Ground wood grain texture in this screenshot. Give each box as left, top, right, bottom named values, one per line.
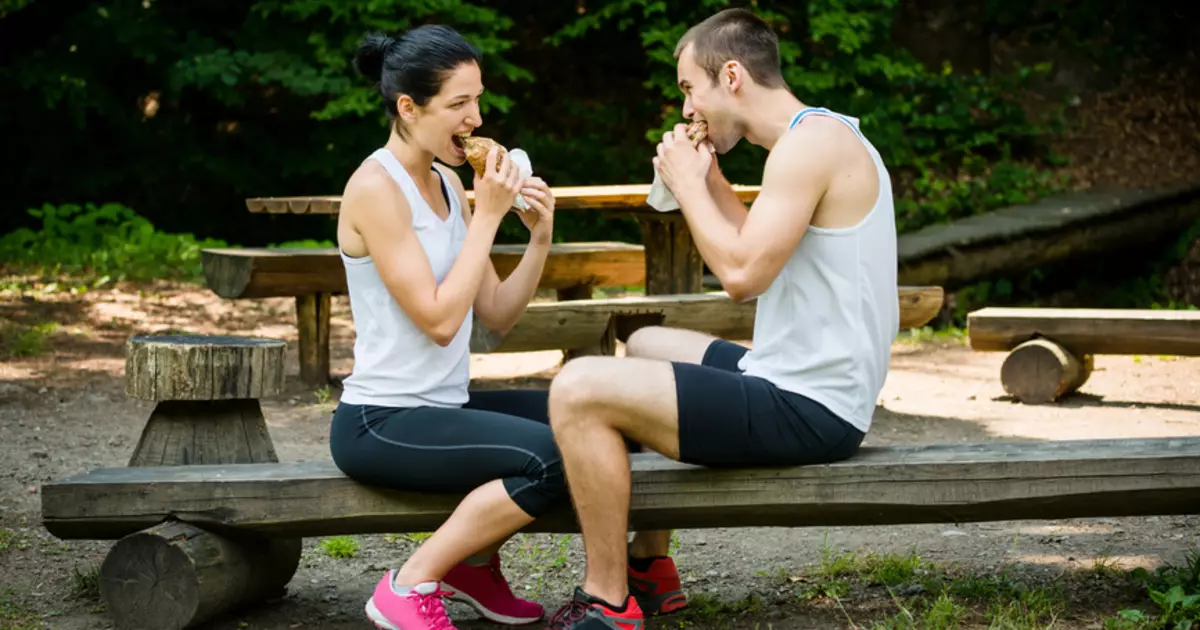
left=202, top=243, right=646, bottom=299
left=295, top=294, right=331, bottom=386
left=967, top=307, right=1200, bottom=356
left=99, top=521, right=300, bottom=630
left=42, top=437, right=1200, bottom=539
left=127, top=400, right=280, bottom=467
left=897, top=185, right=1200, bottom=289
left=481, top=287, right=944, bottom=353
left=244, top=184, right=761, bottom=214
left=124, top=336, right=285, bottom=401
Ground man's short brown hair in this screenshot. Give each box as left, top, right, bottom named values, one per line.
left=674, top=8, right=787, bottom=89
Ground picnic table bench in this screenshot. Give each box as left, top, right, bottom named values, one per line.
left=202, top=242, right=646, bottom=384
left=968, top=307, right=1200, bottom=403
left=40, top=333, right=1200, bottom=629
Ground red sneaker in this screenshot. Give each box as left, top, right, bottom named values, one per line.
left=627, top=557, right=688, bottom=616
left=443, top=554, right=544, bottom=625
left=547, top=588, right=644, bottom=630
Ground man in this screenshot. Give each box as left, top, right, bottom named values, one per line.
left=544, top=8, right=900, bottom=630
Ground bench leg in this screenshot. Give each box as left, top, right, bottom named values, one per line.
left=99, top=521, right=301, bottom=630
left=295, top=293, right=331, bottom=386
left=639, top=216, right=704, bottom=295
left=1001, top=338, right=1094, bottom=404
left=128, top=399, right=279, bottom=467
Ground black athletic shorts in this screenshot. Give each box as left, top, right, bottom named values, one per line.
left=672, top=339, right=866, bottom=467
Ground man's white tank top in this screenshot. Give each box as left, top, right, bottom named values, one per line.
left=338, top=148, right=472, bottom=408
left=737, top=107, right=900, bottom=434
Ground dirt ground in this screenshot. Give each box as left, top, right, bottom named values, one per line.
left=1, top=284, right=1198, bottom=629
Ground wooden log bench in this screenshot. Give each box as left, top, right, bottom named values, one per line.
left=201, top=243, right=646, bottom=385
left=41, top=438, right=1200, bottom=628
left=967, top=307, right=1200, bottom=403
left=40, top=331, right=1200, bottom=628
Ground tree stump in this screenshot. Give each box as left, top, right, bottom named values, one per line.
left=1000, top=338, right=1094, bottom=404
left=124, top=335, right=285, bottom=467
left=106, top=335, right=303, bottom=629
left=99, top=521, right=301, bottom=630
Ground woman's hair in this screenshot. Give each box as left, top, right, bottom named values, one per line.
left=353, top=25, right=482, bottom=137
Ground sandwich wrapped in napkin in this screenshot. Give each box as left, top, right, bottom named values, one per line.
left=460, top=135, right=533, bottom=211
left=646, top=121, right=710, bottom=213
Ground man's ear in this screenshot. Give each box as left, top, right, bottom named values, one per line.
left=723, top=60, right=744, bottom=93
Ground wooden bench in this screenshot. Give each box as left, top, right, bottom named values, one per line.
left=967, top=307, right=1200, bottom=403
left=40, top=331, right=1200, bottom=629
left=202, top=243, right=646, bottom=385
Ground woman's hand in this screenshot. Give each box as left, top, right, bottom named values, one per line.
left=472, top=147, right=523, bottom=222
left=516, top=176, right=555, bottom=243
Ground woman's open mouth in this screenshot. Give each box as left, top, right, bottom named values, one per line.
left=451, top=134, right=467, bottom=157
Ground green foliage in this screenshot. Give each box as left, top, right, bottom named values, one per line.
left=0, top=203, right=228, bottom=285
left=1107, top=550, right=1200, bottom=629
left=319, top=535, right=359, bottom=559
left=549, top=0, right=1070, bottom=232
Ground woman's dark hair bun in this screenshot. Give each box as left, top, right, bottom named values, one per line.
left=353, top=33, right=394, bottom=82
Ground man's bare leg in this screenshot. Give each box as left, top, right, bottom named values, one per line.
left=548, top=355, right=684, bottom=608
left=623, top=327, right=718, bottom=562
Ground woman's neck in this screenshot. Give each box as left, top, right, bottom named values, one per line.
left=384, top=131, right=435, bottom=178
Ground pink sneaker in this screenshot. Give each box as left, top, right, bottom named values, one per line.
left=442, top=554, right=544, bottom=625
left=365, top=572, right=456, bottom=630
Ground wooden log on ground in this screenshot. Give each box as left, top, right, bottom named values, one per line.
left=967, top=307, right=1200, bottom=356
left=99, top=521, right=301, bottom=630
left=897, top=185, right=1200, bottom=289
left=999, top=339, right=1094, bottom=404
left=41, top=436, right=1200, bottom=539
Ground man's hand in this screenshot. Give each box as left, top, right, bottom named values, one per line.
left=653, top=123, right=713, bottom=198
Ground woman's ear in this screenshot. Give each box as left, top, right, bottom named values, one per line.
left=396, top=94, right=417, bottom=124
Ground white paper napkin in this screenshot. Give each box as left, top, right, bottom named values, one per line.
left=509, top=148, right=533, bottom=212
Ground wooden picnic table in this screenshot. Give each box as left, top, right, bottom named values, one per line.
left=246, top=184, right=762, bottom=294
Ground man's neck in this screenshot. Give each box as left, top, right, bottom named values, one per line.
left=740, top=89, right=807, bottom=151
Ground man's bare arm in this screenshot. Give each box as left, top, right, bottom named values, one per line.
left=675, top=124, right=836, bottom=301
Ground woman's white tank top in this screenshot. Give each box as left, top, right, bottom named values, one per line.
left=338, top=149, right=472, bottom=408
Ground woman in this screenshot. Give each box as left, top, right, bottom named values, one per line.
left=330, top=24, right=562, bottom=630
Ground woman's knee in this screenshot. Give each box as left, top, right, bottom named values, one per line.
left=505, top=434, right=568, bottom=517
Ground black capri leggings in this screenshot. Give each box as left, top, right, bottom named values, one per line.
left=329, top=389, right=566, bottom=518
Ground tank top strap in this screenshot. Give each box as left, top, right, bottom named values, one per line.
left=788, top=107, right=867, bottom=142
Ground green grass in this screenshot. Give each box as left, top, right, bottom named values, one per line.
left=0, top=322, right=57, bottom=359
left=319, top=535, right=360, bottom=559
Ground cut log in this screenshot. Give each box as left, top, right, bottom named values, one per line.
left=42, top=436, right=1200, bottom=539
left=99, top=521, right=300, bottom=630
left=999, top=339, right=1093, bottom=404
left=967, top=307, right=1200, bottom=356
left=125, top=335, right=285, bottom=401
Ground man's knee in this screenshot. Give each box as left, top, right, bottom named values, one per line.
left=625, top=326, right=669, bottom=358
left=548, top=356, right=608, bottom=429
left=624, top=326, right=714, bottom=364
